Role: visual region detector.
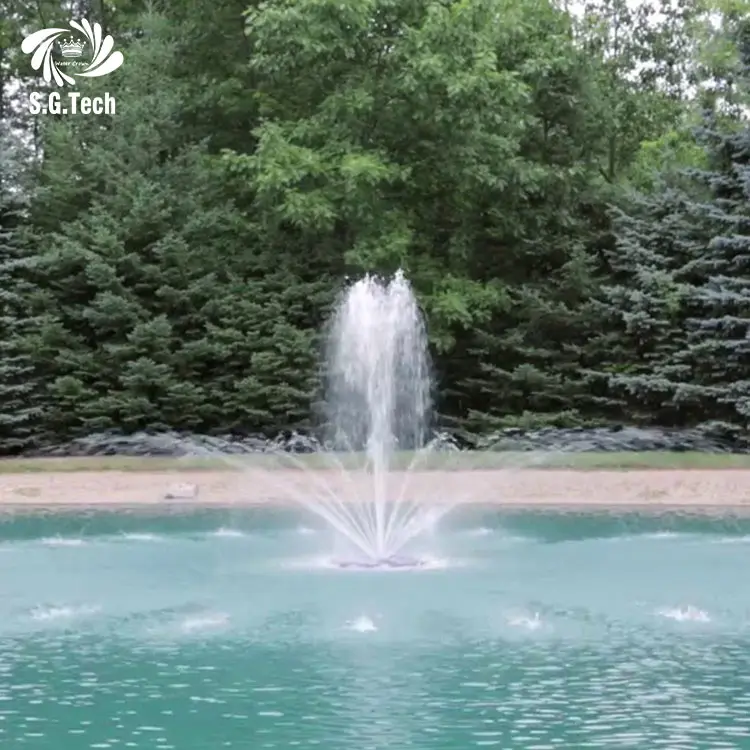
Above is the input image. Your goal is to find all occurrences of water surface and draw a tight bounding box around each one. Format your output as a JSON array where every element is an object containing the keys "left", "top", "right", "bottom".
[{"left": 1, "top": 509, "right": 749, "bottom": 749}]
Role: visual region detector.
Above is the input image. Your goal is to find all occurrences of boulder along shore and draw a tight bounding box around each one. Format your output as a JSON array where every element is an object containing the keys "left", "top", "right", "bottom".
[{"left": 15, "top": 424, "right": 750, "bottom": 458}]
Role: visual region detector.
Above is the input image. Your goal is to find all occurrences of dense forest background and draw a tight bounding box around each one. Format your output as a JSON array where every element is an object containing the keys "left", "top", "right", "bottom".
[{"left": 1, "top": 0, "right": 749, "bottom": 453}]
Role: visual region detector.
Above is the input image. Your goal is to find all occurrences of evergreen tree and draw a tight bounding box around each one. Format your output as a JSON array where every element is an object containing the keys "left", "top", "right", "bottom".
[
  {"left": 588, "top": 188, "right": 708, "bottom": 424},
  {"left": 0, "top": 194, "right": 43, "bottom": 451},
  {"left": 20, "top": 12, "right": 333, "bottom": 443},
  {"left": 678, "top": 119, "right": 750, "bottom": 424},
  {"left": 2, "top": 0, "right": 747, "bottom": 448},
  {"left": 588, "top": 18, "right": 750, "bottom": 430}
]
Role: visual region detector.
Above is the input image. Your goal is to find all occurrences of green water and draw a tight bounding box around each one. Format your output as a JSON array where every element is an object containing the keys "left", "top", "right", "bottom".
[{"left": 2, "top": 509, "right": 750, "bottom": 749}]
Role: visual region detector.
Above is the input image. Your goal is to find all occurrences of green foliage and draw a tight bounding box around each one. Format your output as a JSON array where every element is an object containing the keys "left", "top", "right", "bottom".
[
  {"left": 15, "top": 9, "right": 332, "bottom": 442},
  {"left": 0, "top": 195, "right": 43, "bottom": 451},
  {"left": 678, "top": 118, "right": 750, "bottom": 423},
  {"left": 588, "top": 189, "right": 703, "bottom": 423},
  {"left": 0, "top": 0, "right": 749, "bottom": 450},
  {"left": 626, "top": 128, "right": 709, "bottom": 191}
]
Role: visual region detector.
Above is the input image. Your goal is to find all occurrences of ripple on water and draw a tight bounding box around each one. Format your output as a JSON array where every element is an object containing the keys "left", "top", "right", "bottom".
[
  {"left": 2, "top": 514, "right": 750, "bottom": 749},
  {"left": 179, "top": 613, "right": 230, "bottom": 634},
  {"left": 416, "top": 636, "right": 750, "bottom": 749},
  {"left": 40, "top": 536, "right": 86, "bottom": 547},
  {"left": 656, "top": 606, "right": 711, "bottom": 623},
  {"left": 714, "top": 534, "right": 750, "bottom": 544},
  {"left": 4, "top": 619, "right": 750, "bottom": 749},
  {"left": 210, "top": 528, "right": 246, "bottom": 538},
  {"left": 345, "top": 616, "right": 378, "bottom": 633},
  {"left": 29, "top": 604, "right": 101, "bottom": 622},
  {"left": 506, "top": 611, "right": 543, "bottom": 631},
  {"left": 118, "top": 533, "right": 163, "bottom": 542}
]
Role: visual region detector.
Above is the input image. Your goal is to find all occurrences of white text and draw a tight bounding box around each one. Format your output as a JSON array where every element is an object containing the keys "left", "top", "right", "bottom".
[{"left": 28, "top": 91, "right": 116, "bottom": 115}]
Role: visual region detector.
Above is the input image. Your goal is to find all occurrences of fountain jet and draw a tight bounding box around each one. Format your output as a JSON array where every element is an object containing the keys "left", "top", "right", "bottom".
[
  {"left": 179, "top": 271, "right": 462, "bottom": 568},
  {"left": 250, "top": 270, "right": 469, "bottom": 568},
  {"left": 318, "top": 271, "right": 435, "bottom": 565}
]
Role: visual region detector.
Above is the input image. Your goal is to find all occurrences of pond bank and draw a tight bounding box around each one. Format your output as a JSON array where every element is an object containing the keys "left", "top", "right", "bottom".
[{"left": 1, "top": 468, "right": 749, "bottom": 513}]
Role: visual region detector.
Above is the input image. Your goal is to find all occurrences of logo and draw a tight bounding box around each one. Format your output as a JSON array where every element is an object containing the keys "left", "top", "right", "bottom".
[
  {"left": 59, "top": 37, "right": 85, "bottom": 58},
  {"left": 21, "top": 18, "right": 123, "bottom": 88}
]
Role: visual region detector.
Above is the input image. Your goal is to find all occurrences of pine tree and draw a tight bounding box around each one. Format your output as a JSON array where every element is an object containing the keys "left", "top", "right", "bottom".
[
  {"left": 672, "top": 20, "right": 750, "bottom": 426},
  {"left": 589, "top": 187, "right": 708, "bottom": 424},
  {"left": 678, "top": 120, "right": 750, "bottom": 424},
  {"left": 0, "top": 195, "right": 43, "bottom": 452},
  {"left": 19, "top": 11, "right": 336, "bottom": 443},
  {"left": 586, "top": 19, "right": 750, "bottom": 429}
]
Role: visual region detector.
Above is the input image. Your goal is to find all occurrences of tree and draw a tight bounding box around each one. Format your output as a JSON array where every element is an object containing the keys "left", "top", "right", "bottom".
[
  {"left": 678, "top": 116, "right": 750, "bottom": 424},
  {"left": 0, "top": 193, "right": 43, "bottom": 451},
  {"left": 576, "top": 0, "right": 702, "bottom": 186},
  {"left": 227, "top": 0, "right": 617, "bottom": 430},
  {"left": 587, "top": 187, "right": 708, "bottom": 424},
  {"left": 4, "top": 0, "right": 748, "bottom": 447},
  {"left": 18, "top": 10, "right": 332, "bottom": 442},
  {"left": 590, "top": 14, "right": 750, "bottom": 429}
]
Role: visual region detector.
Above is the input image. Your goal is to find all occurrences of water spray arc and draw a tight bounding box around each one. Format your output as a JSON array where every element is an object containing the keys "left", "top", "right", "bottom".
[{"left": 314, "top": 271, "right": 440, "bottom": 565}]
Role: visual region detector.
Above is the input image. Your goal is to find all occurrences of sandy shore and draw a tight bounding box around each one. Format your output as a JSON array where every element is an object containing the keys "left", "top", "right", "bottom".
[{"left": 1, "top": 468, "right": 750, "bottom": 513}]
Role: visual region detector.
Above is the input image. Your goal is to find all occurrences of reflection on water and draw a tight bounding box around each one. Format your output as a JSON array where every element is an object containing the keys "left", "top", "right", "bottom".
[{"left": 0, "top": 509, "right": 749, "bottom": 749}]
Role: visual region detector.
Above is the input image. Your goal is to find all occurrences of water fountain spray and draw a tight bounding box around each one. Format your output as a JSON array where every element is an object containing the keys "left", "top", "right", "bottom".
[{"left": 321, "top": 271, "right": 433, "bottom": 564}]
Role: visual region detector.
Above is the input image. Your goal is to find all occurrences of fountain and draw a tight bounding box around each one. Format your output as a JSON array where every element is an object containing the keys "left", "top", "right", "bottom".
[
  {"left": 312, "top": 270, "right": 444, "bottom": 569},
  {"left": 175, "top": 271, "right": 460, "bottom": 568}
]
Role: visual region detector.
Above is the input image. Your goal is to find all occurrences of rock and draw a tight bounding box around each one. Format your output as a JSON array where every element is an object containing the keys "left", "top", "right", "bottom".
[
  {"left": 8, "top": 485, "right": 42, "bottom": 498},
  {"left": 469, "top": 423, "right": 750, "bottom": 454},
  {"left": 163, "top": 483, "right": 198, "bottom": 500},
  {"left": 16, "top": 421, "right": 750, "bottom": 458}
]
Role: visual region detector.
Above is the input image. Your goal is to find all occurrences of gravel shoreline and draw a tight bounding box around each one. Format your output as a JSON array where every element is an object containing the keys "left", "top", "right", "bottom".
[
  {"left": 1, "top": 468, "right": 749, "bottom": 514},
  {"left": 20, "top": 424, "right": 750, "bottom": 458}
]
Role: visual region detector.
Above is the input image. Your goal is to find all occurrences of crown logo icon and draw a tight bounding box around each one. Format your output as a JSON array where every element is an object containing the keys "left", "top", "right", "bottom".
[{"left": 58, "top": 37, "right": 85, "bottom": 58}]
